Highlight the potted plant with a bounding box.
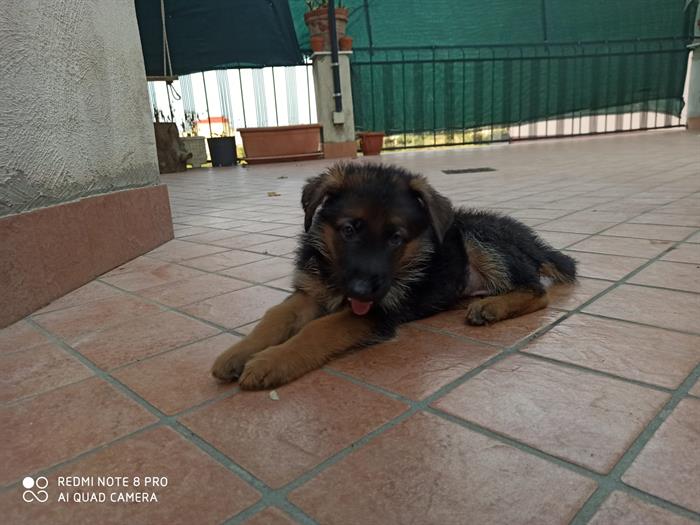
[198,116,237,167]
[358,131,385,156]
[179,112,207,167]
[339,35,353,51]
[152,109,191,173]
[239,124,323,164]
[304,1,349,51]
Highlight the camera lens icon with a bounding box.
[22,476,49,503]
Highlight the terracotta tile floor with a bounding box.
[2,130,699,524]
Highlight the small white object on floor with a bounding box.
[269,390,280,401]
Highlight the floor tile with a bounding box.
[113,333,239,415]
[434,355,669,473]
[184,250,269,272]
[35,281,121,314]
[180,372,407,488]
[208,233,283,249]
[629,260,700,293]
[0,427,259,524]
[583,284,700,334]
[245,237,298,256]
[661,243,700,264]
[101,256,165,278]
[510,208,570,220]
[146,239,229,262]
[522,314,700,388]
[235,321,260,335]
[535,219,617,235]
[628,212,700,228]
[72,310,219,369]
[686,232,700,243]
[416,308,564,347]
[622,399,700,513]
[535,230,589,249]
[330,326,500,399]
[265,275,295,291]
[568,235,673,258]
[181,286,289,328]
[220,257,295,283]
[688,379,700,397]
[563,251,647,281]
[100,262,204,292]
[589,491,695,525]
[602,223,696,242]
[0,342,93,402]
[0,320,49,354]
[0,378,156,485]
[547,278,611,310]
[174,215,234,227]
[137,273,250,307]
[289,412,596,525]
[180,229,248,244]
[242,507,298,525]
[32,295,163,343]
[173,225,213,238]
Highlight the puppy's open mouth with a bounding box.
[349,298,373,315]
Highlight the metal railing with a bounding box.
[148,60,317,137]
[350,37,691,150]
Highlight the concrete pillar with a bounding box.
[312,52,357,158]
[0,0,173,327]
[687,4,700,130]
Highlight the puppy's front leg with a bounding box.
[211,291,320,382]
[238,309,376,390]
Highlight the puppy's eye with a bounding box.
[340,223,355,239]
[389,232,404,247]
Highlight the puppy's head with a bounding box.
[301,163,453,315]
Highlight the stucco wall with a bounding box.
[0,0,160,217]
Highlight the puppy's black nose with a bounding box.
[347,278,373,299]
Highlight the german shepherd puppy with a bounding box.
[212,163,576,389]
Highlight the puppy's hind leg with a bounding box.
[211,291,320,382]
[465,285,548,326]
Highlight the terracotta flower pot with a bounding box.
[240,124,323,164]
[304,7,349,51]
[339,35,353,51]
[310,35,324,53]
[358,132,385,156]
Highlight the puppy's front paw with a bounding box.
[465,299,499,326]
[238,354,291,390]
[211,351,250,383]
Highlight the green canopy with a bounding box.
[136,0,303,76]
[287,0,697,134]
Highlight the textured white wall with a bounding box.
[0,0,160,217]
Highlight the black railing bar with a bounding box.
[401,49,407,148]
[237,69,247,128]
[432,47,437,147]
[271,67,280,126]
[305,61,312,123]
[461,48,467,144]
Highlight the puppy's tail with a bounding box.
[540,249,577,283]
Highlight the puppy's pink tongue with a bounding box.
[349,298,373,315]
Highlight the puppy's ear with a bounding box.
[301,166,344,231]
[410,176,454,243]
